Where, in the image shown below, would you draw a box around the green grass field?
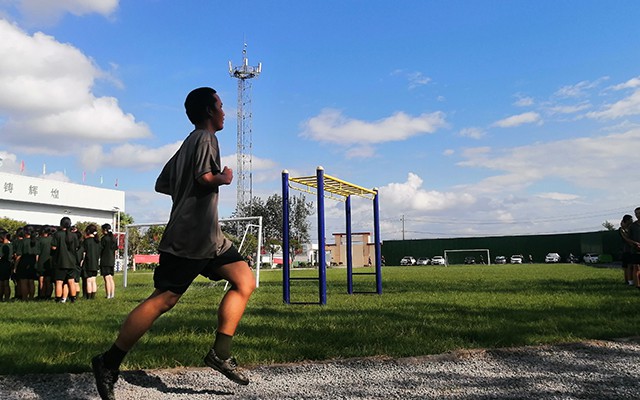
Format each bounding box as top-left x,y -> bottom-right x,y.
1,263 -> 638,375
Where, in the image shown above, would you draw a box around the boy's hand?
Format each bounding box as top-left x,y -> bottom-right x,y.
220,167 -> 233,185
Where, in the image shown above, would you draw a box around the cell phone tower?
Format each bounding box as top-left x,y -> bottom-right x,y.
229,43 -> 262,212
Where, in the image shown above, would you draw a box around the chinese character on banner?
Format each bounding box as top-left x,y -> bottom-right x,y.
4,182 -> 13,193
28,185 -> 38,196
51,188 -> 59,199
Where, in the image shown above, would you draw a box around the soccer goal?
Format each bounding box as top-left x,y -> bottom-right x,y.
443,249 -> 491,266
121,216 -> 263,288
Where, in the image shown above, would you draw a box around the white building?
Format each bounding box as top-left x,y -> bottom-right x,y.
0,172 -> 125,229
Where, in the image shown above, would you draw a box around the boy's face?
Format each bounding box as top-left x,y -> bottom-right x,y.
211,93 -> 225,131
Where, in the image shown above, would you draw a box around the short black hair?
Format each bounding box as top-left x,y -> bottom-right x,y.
184,87 -> 217,125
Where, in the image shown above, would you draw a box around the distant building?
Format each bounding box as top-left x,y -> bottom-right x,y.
0,172 -> 124,228
326,232 -> 375,267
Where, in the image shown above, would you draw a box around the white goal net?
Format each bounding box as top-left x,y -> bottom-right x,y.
122,216 -> 263,288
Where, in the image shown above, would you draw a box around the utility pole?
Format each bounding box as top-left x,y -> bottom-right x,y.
401,214 -> 405,240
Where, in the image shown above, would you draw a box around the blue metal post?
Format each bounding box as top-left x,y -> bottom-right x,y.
373,188 -> 382,294
282,170 -> 291,304
345,195 -> 353,294
316,167 -> 327,305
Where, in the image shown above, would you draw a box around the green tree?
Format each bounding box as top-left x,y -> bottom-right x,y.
602,220 -> 615,231
234,193 -> 314,265
288,195 -> 314,260
0,217 -> 27,234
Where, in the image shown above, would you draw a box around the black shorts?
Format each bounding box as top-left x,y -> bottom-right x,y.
84,270 -> 98,278
100,266 -> 115,276
629,253 -> 640,265
54,268 -> 75,281
154,246 -> 245,295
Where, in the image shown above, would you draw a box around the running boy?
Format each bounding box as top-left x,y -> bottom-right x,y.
92,87 -> 256,400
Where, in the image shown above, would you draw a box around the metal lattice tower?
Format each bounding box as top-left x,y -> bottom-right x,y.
229,43 -> 261,211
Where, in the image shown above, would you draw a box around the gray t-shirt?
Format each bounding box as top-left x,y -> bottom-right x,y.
156,129 -> 231,259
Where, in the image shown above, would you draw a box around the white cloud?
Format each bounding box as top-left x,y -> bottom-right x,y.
379,172 -> 475,212
536,192 -> 580,202
392,69 -> 432,89
458,127 -> 640,192
443,149 -> 454,156
548,103 -> 591,115
553,77 -> 609,98
491,112 -> 541,128
514,95 -> 534,107
0,150 -> 18,173
458,127 -> 485,139
39,171 -> 71,182
609,76 -> 640,91
10,0 -> 119,26
79,141 -> 182,172
300,108 -> 447,145
586,89 -> 640,120
406,71 -> 431,89
0,19 -> 151,151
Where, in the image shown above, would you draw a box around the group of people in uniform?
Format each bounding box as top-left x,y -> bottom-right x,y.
618,207 -> 640,289
0,217 -> 119,302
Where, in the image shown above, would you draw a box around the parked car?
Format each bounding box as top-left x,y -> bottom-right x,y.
431,255 -> 446,265
510,254 -> 524,264
583,253 -> 599,263
416,257 -> 430,265
545,252 -> 561,263
464,256 -> 476,264
566,253 -> 579,263
400,256 -> 416,266
494,255 -> 507,264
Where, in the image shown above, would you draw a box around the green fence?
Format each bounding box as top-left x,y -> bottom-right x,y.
382,230 -> 620,265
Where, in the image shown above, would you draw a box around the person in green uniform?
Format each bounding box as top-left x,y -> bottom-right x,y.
51,217 -> 80,303
0,230 -> 12,301
36,226 -> 54,300
92,87 -> 256,400
72,227 -> 83,297
82,224 -> 101,300
11,227 -> 23,300
99,224 -> 118,299
15,225 -> 38,300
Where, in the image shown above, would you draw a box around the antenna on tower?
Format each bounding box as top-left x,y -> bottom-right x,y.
229,42 -> 261,212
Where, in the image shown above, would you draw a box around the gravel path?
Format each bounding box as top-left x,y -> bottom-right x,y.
2,339 -> 640,399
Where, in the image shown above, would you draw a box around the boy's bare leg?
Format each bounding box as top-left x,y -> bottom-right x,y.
114,289 -> 182,351
215,261 -> 256,335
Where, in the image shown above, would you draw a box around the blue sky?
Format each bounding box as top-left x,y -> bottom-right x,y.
1,0 -> 640,241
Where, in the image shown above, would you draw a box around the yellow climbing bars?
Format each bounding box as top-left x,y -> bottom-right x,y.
289,172 -> 377,202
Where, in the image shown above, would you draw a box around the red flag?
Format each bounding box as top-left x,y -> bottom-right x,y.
20,160 -> 24,173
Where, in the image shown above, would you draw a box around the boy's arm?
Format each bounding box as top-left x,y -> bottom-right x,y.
621,229 -> 640,248
155,162 -> 172,195
196,166 -> 233,188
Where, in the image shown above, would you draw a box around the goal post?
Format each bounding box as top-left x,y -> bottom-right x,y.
122,216 -> 263,288
443,249 -> 491,266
